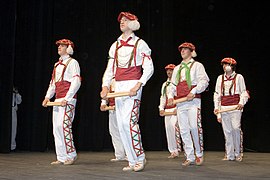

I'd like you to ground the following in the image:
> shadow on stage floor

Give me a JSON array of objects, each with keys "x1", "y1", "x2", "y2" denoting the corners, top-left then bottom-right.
[{"x1": 0, "y1": 151, "x2": 269, "y2": 180}]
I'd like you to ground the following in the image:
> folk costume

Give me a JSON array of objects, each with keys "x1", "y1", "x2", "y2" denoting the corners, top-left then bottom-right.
[
  {"x1": 101, "y1": 78, "x2": 126, "y2": 161},
  {"x1": 168, "y1": 42, "x2": 209, "y2": 166},
  {"x1": 44, "y1": 39, "x2": 81, "y2": 165},
  {"x1": 214, "y1": 57, "x2": 249, "y2": 161},
  {"x1": 159, "y1": 64, "x2": 182, "y2": 158},
  {"x1": 102, "y1": 12, "x2": 154, "y2": 171}
]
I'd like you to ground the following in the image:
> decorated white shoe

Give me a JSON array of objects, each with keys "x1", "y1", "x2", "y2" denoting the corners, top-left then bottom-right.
[
  {"x1": 236, "y1": 156, "x2": 243, "y2": 162},
  {"x1": 64, "y1": 156, "x2": 77, "y2": 165},
  {"x1": 222, "y1": 157, "x2": 229, "y2": 161},
  {"x1": 168, "y1": 152, "x2": 179, "y2": 159},
  {"x1": 122, "y1": 165, "x2": 134, "y2": 171},
  {"x1": 195, "y1": 156, "x2": 204, "y2": 166},
  {"x1": 134, "y1": 159, "x2": 147, "y2": 172},
  {"x1": 134, "y1": 163, "x2": 144, "y2": 172},
  {"x1": 50, "y1": 160, "x2": 63, "y2": 165},
  {"x1": 182, "y1": 160, "x2": 195, "y2": 166}
]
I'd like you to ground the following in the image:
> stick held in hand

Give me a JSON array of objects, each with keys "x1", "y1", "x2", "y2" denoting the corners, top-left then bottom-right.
[
  {"x1": 163, "y1": 111, "x2": 177, "y2": 116},
  {"x1": 106, "y1": 92, "x2": 130, "y2": 98},
  {"x1": 46, "y1": 102, "x2": 62, "y2": 106},
  {"x1": 217, "y1": 107, "x2": 238, "y2": 113},
  {"x1": 104, "y1": 106, "x2": 115, "y2": 111}
]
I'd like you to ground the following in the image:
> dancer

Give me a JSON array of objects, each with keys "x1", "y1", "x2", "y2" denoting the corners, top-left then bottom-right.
[
  {"x1": 213, "y1": 57, "x2": 249, "y2": 162},
  {"x1": 167, "y1": 42, "x2": 209, "y2": 166},
  {"x1": 100, "y1": 78, "x2": 126, "y2": 162},
  {"x1": 100, "y1": 12, "x2": 154, "y2": 172},
  {"x1": 42, "y1": 38, "x2": 81, "y2": 165},
  {"x1": 159, "y1": 64, "x2": 182, "y2": 158}
]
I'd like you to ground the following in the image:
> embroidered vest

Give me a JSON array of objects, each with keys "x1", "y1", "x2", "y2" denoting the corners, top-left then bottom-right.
[
  {"x1": 220, "y1": 74, "x2": 239, "y2": 106},
  {"x1": 175, "y1": 61, "x2": 201, "y2": 99},
  {"x1": 113, "y1": 38, "x2": 142, "y2": 81},
  {"x1": 53, "y1": 59, "x2": 77, "y2": 99}
]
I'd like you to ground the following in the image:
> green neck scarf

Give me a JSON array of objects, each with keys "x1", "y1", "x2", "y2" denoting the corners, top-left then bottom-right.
[
  {"x1": 176, "y1": 61, "x2": 192, "y2": 89},
  {"x1": 162, "y1": 81, "x2": 171, "y2": 97}
]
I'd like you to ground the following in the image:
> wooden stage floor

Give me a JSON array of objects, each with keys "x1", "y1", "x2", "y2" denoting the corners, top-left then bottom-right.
[{"x1": 0, "y1": 151, "x2": 269, "y2": 180}]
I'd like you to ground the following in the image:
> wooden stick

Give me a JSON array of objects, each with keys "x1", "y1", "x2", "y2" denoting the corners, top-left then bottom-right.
[
  {"x1": 104, "y1": 106, "x2": 115, "y2": 111},
  {"x1": 163, "y1": 111, "x2": 177, "y2": 116},
  {"x1": 46, "y1": 102, "x2": 62, "y2": 106},
  {"x1": 106, "y1": 92, "x2": 130, "y2": 98},
  {"x1": 173, "y1": 97, "x2": 188, "y2": 105},
  {"x1": 217, "y1": 107, "x2": 238, "y2": 113}
]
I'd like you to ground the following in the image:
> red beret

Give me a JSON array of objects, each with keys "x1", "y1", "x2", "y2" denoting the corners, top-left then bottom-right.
[
  {"x1": 178, "y1": 42, "x2": 196, "y2": 51},
  {"x1": 117, "y1": 12, "x2": 138, "y2": 22},
  {"x1": 221, "y1": 57, "x2": 237, "y2": 65},
  {"x1": 165, "y1": 64, "x2": 176, "y2": 70},
  {"x1": 56, "y1": 39, "x2": 74, "y2": 48}
]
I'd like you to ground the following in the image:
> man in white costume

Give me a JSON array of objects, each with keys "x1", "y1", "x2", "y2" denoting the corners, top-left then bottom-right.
[
  {"x1": 42, "y1": 39, "x2": 81, "y2": 165},
  {"x1": 100, "y1": 78, "x2": 126, "y2": 162},
  {"x1": 11, "y1": 86, "x2": 22, "y2": 151},
  {"x1": 213, "y1": 57, "x2": 249, "y2": 162},
  {"x1": 167, "y1": 42, "x2": 209, "y2": 166},
  {"x1": 100, "y1": 12, "x2": 154, "y2": 172},
  {"x1": 159, "y1": 64, "x2": 182, "y2": 159}
]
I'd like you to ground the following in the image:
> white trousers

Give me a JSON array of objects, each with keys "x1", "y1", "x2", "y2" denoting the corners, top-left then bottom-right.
[
  {"x1": 176, "y1": 99, "x2": 203, "y2": 161},
  {"x1": 109, "y1": 110, "x2": 125, "y2": 159},
  {"x1": 164, "y1": 108, "x2": 180, "y2": 154},
  {"x1": 52, "y1": 98, "x2": 77, "y2": 162},
  {"x1": 221, "y1": 110, "x2": 242, "y2": 160},
  {"x1": 115, "y1": 80, "x2": 145, "y2": 166},
  {"x1": 11, "y1": 107, "x2": 17, "y2": 150}
]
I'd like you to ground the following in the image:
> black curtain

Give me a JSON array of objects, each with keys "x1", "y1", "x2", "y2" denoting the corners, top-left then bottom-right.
[
  {"x1": 1, "y1": 0, "x2": 269, "y2": 153},
  {"x1": 0, "y1": 0, "x2": 16, "y2": 153}
]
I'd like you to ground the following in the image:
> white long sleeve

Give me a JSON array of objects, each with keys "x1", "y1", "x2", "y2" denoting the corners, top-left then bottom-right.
[
  {"x1": 102, "y1": 33, "x2": 154, "y2": 87},
  {"x1": 45, "y1": 57, "x2": 81, "y2": 101},
  {"x1": 137, "y1": 39, "x2": 154, "y2": 86},
  {"x1": 213, "y1": 73, "x2": 249, "y2": 109},
  {"x1": 158, "y1": 81, "x2": 167, "y2": 111},
  {"x1": 168, "y1": 59, "x2": 209, "y2": 99}
]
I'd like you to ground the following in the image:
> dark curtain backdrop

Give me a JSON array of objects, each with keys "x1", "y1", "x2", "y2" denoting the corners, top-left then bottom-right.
[
  {"x1": 1, "y1": 0, "x2": 269, "y2": 153},
  {"x1": 0, "y1": 0, "x2": 16, "y2": 153}
]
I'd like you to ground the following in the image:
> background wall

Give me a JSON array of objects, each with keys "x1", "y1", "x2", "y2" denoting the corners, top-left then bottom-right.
[{"x1": 1, "y1": 0, "x2": 269, "y2": 153}]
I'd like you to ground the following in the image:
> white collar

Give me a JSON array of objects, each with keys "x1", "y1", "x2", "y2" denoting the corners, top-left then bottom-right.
[{"x1": 60, "y1": 54, "x2": 70, "y2": 61}]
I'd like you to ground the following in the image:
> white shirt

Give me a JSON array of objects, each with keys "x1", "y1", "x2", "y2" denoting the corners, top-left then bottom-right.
[
  {"x1": 45, "y1": 54, "x2": 81, "y2": 101},
  {"x1": 102, "y1": 33, "x2": 154, "y2": 88},
  {"x1": 213, "y1": 72, "x2": 249, "y2": 109},
  {"x1": 101, "y1": 78, "x2": 116, "y2": 106},
  {"x1": 159, "y1": 79, "x2": 171, "y2": 111},
  {"x1": 168, "y1": 59, "x2": 209, "y2": 99}
]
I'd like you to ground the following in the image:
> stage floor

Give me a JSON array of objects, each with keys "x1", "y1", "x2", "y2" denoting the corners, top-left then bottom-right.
[{"x1": 0, "y1": 151, "x2": 269, "y2": 180}]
